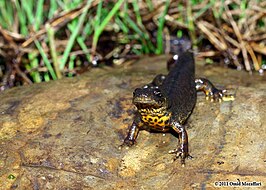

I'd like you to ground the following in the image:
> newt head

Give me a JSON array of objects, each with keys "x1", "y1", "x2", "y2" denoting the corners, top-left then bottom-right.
[{"x1": 132, "y1": 85, "x2": 167, "y2": 110}]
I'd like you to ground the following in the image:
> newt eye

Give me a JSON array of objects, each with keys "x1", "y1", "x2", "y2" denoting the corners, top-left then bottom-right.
[{"x1": 154, "y1": 89, "x2": 162, "y2": 97}]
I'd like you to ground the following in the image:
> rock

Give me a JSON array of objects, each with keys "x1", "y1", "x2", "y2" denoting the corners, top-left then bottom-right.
[{"x1": 0, "y1": 55, "x2": 265, "y2": 189}]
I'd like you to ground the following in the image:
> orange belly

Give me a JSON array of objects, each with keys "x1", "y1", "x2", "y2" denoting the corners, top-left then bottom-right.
[{"x1": 141, "y1": 113, "x2": 171, "y2": 131}]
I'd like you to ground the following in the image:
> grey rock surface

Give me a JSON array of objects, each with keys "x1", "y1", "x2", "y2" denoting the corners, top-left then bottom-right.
[{"x1": 0, "y1": 55, "x2": 265, "y2": 189}]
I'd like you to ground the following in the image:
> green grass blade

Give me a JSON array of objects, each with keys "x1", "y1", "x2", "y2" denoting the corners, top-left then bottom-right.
[
  {"x1": 132, "y1": 0, "x2": 155, "y2": 52},
  {"x1": 82, "y1": 21, "x2": 93, "y2": 37},
  {"x1": 145, "y1": 0, "x2": 154, "y2": 11},
  {"x1": 35, "y1": 0, "x2": 44, "y2": 31},
  {"x1": 120, "y1": 11, "x2": 155, "y2": 53},
  {"x1": 124, "y1": 15, "x2": 143, "y2": 37},
  {"x1": 194, "y1": 2, "x2": 212, "y2": 20},
  {"x1": 44, "y1": 72, "x2": 50, "y2": 82},
  {"x1": 48, "y1": 0, "x2": 58, "y2": 18},
  {"x1": 47, "y1": 24, "x2": 62, "y2": 79},
  {"x1": 0, "y1": 1, "x2": 12, "y2": 29},
  {"x1": 156, "y1": 0, "x2": 170, "y2": 54},
  {"x1": 60, "y1": 0, "x2": 92, "y2": 70},
  {"x1": 21, "y1": 0, "x2": 34, "y2": 25},
  {"x1": 77, "y1": 37, "x2": 90, "y2": 62},
  {"x1": 210, "y1": 0, "x2": 223, "y2": 19},
  {"x1": 240, "y1": 0, "x2": 247, "y2": 19},
  {"x1": 132, "y1": 0, "x2": 142, "y2": 27},
  {"x1": 68, "y1": 20, "x2": 91, "y2": 63},
  {"x1": 67, "y1": 19, "x2": 78, "y2": 32},
  {"x1": 123, "y1": 16, "x2": 147, "y2": 52},
  {"x1": 92, "y1": 0, "x2": 124, "y2": 51},
  {"x1": 57, "y1": 0, "x2": 65, "y2": 10},
  {"x1": 115, "y1": 16, "x2": 129, "y2": 34},
  {"x1": 187, "y1": 0, "x2": 196, "y2": 49},
  {"x1": 28, "y1": 52, "x2": 42, "y2": 83},
  {"x1": 34, "y1": 40, "x2": 57, "y2": 80},
  {"x1": 14, "y1": 0, "x2": 28, "y2": 35},
  {"x1": 68, "y1": 55, "x2": 76, "y2": 77},
  {"x1": 95, "y1": 0, "x2": 103, "y2": 30}
]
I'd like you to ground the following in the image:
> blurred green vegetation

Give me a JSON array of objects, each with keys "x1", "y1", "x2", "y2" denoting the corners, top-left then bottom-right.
[{"x1": 0, "y1": 0, "x2": 265, "y2": 89}]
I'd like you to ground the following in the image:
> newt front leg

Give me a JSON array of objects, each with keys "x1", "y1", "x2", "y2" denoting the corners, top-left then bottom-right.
[
  {"x1": 169, "y1": 121, "x2": 192, "y2": 166},
  {"x1": 120, "y1": 115, "x2": 143, "y2": 148}
]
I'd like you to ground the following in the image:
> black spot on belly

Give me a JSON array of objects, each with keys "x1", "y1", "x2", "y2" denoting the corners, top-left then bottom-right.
[
  {"x1": 158, "y1": 120, "x2": 163, "y2": 124},
  {"x1": 154, "y1": 118, "x2": 158, "y2": 122},
  {"x1": 164, "y1": 119, "x2": 169, "y2": 124},
  {"x1": 148, "y1": 118, "x2": 153, "y2": 121},
  {"x1": 155, "y1": 124, "x2": 162, "y2": 128}
]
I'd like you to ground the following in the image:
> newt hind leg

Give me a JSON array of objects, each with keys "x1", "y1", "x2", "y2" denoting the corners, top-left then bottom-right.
[{"x1": 195, "y1": 78, "x2": 235, "y2": 102}]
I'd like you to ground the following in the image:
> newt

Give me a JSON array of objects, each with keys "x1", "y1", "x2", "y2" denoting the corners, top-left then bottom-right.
[{"x1": 120, "y1": 51, "x2": 234, "y2": 166}]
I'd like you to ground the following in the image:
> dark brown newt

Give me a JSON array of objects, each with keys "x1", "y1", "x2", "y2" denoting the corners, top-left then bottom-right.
[{"x1": 120, "y1": 51, "x2": 234, "y2": 166}]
